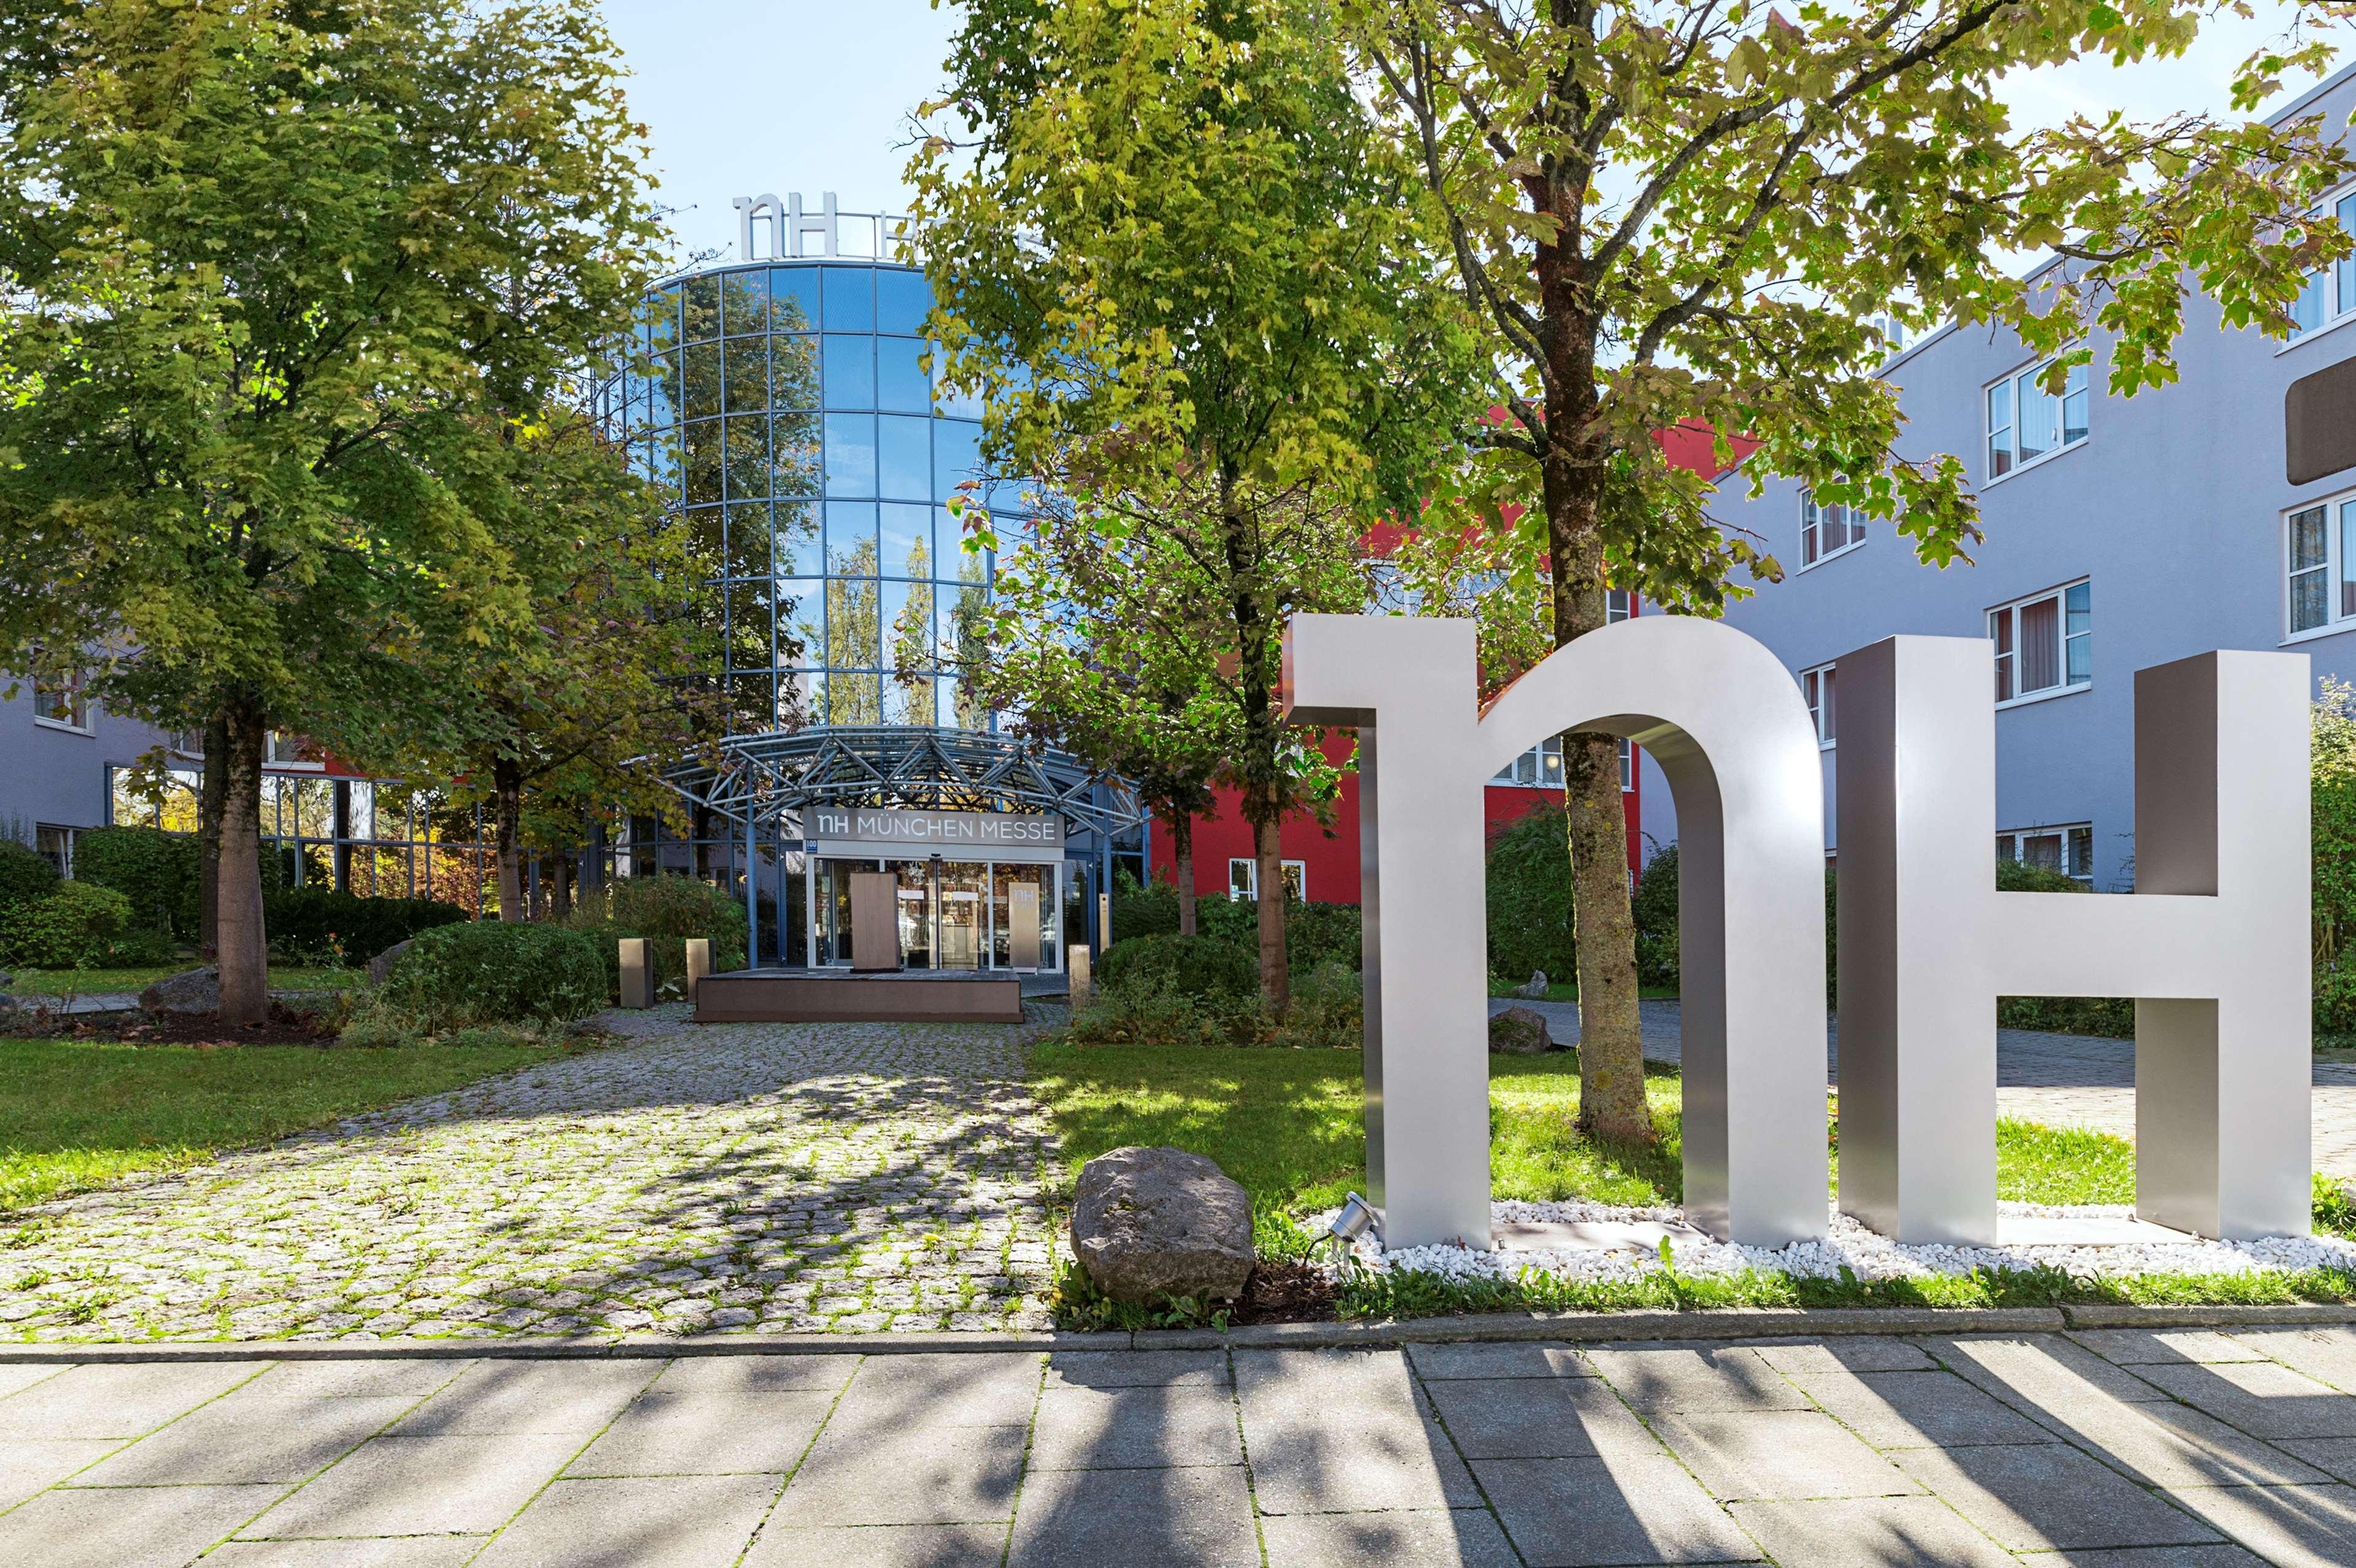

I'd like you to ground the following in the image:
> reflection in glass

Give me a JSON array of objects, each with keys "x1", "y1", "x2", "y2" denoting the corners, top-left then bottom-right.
[
  {"x1": 880, "y1": 504, "x2": 931, "y2": 579},
  {"x1": 723, "y1": 416, "x2": 768, "y2": 500},
  {"x1": 938, "y1": 861, "x2": 984, "y2": 967},
  {"x1": 721, "y1": 269, "x2": 767, "y2": 336},
  {"x1": 723, "y1": 338, "x2": 767, "y2": 414},
  {"x1": 824, "y1": 335, "x2": 875, "y2": 409},
  {"x1": 682, "y1": 342, "x2": 721, "y2": 420},
  {"x1": 827, "y1": 502, "x2": 878, "y2": 574},
  {"x1": 769, "y1": 331, "x2": 820, "y2": 412},
  {"x1": 895, "y1": 860, "x2": 934, "y2": 968},
  {"x1": 877, "y1": 338, "x2": 930, "y2": 412},
  {"x1": 767, "y1": 267, "x2": 819, "y2": 332},
  {"x1": 684, "y1": 275, "x2": 720, "y2": 341},
  {"x1": 773, "y1": 503, "x2": 822, "y2": 576},
  {"x1": 770, "y1": 410, "x2": 821, "y2": 497},
  {"x1": 885, "y1": 578, "x2": 933, "y2": 672},
  {"x1": 825, "y1": 412, "x2": 876, "y2": 496},
  {"x1": 725, "y1": 502, "x2": 771, "y2": 578},
  {"x1": 777, "y1": 579, "x2": 824, "y2": 663},
  {"x1": 684, "y1": 420, "x2": 721, "y2": 504},
  {"x1": 828, "y1": 670, "x2": 881, "y2": 724},
  {"x1": 879, "y1": 415, "x2": 931, "y2": 500},
  {"x1": 876, "y1": 268, "x2": 931, "y2": 336},
  {"x1": 933, "y1": 419, "x2": 983, "y2": 502},
  {"x1": 886, "y1": 671, "x2": 933, "y2": 727},
  {"x1": 822, "y1": 265, "x2": 875, "y2": 331},
  {"x1": 827, "y1": 569, "x2": 881, "y2": 671}
]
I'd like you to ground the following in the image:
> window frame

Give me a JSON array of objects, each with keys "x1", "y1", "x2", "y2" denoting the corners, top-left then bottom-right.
[
  {"x1": 2281, "y1": 488, "x2": 2356, "y2": 644},
  {"x1": 1227, "y1": 857, "x2": 1308, "y2": 901},
  {"x1": 1997, "y1": 823, "x2": 2095, "y2": 884},
  {"x1": 30, "y1": 668, "x2": 90, "y2": 733},
  {"x1": 2279, "y1": 183, "x2": 2356, "y2": 354},
  {"x1": 1982, "y1": 354, "x2": 2090, "y2": 484},
  {"x1": 1987, "y1": 578, "x2": 2091, "y2": 709},
  {"x1": 1800, "y1": 662, "x2": 1837, "y2": 749},
  {"x1": 1797, "y1": 487, "x2": 1864, "y2": 571}
]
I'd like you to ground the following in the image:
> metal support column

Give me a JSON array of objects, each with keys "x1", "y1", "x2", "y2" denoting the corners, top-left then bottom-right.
[{"x1": 742, "y1": 787, "x2": 759, "y2": 975}]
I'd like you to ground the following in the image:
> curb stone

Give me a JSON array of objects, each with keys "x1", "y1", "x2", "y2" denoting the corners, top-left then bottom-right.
[{"x1": 2060, "y1": 1302, "x2": 2356, "y2": 1329}]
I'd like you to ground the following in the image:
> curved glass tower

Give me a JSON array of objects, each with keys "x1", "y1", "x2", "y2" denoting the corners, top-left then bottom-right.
[{"x1": 599, "y1": 215, "x2": 1138, "y2": 974}]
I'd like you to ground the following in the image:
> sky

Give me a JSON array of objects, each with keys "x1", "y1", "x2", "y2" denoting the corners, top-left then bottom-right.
[{"x1": 598, "y1": 0, "x2": 2349, "y2": 268}]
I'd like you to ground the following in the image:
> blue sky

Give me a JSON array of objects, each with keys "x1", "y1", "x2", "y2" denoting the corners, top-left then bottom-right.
[{"x1": 599, "y1": 1, "x2": 2345, "y2": 268}]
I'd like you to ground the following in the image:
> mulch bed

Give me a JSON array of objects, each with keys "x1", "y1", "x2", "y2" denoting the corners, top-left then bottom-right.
[
  {"x1": 1227, "y1": 1258, "x2": 1339, "y2": 1324},
  {"x1": 2, "y1": 1002, "x2": 340, "y2": 1048}
]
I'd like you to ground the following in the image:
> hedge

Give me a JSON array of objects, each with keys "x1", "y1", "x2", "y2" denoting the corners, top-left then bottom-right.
[
  {"x1": 570, "y1": 875, "x2": 747, "y2": 1000},
  {"x1": 1, "y1": 881, "x2": 133, "y2": 968},
  {"x1": 1097, "y1": 933, "x2": 1259, "y2": 1003},
  {"x1": 379, "y1": 921, "x2": 608, "y2": 1030},
  {"x1": 1109, "y1": 876, "x2": 1362, "y2": 976},
  {"x1": 73, "y1": 825, "x2": 201, "y2": 938},
  {"x1": 0, "y1": 839, "x2": 58, "y2": 921},
  {"x1": 265, "y1": 887, "x2": 468, "y2": 964}
]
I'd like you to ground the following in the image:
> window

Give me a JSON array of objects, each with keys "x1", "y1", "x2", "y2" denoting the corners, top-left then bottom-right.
[
  {"x1": 2283, "y1": 492, "x2": 2356, "y2": 638},
  {"x1": 31, "y1": 668, "x2": 88, "y2": 731},
  {"x1": 1227, "y1": 858, "x2": 1307, "y2": 901},
  {"x1": 1998, "y1": 824, "x2": 2095, "y2": 883},
  {"x1": 34, "y1": 824, "x2": 77, "y2": 877},
  {"x1": 266, "y1": 732, "x2": 325, "y2": 770},
  {"x1": 1988, "y1": 580, "x2": 2090, "y2": 704},
  {"x1": 1984, "y1": 356, "x2": 2088, "y2": 479},
  {"x1": 1801, "y1": 663, "x2": 1837, "y2": 747},
  {"x1": 1799, "y1": 489, "x2": 1862, "y2": 568},
  {"x1": 2286, "y1": 190, "x2": 2356, "y2": 342},
  {"x1": 1607, "y1": 589, "x2": 1632, "y2": 623},
  {"x1": 1491, "y1": 734, "x2": 1637, "y2": 793}
]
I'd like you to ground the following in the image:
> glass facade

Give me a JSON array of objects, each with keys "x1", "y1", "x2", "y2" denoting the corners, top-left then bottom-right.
[{"x1": 596, "y1": 258, "x2": 1010, "y2": 735}]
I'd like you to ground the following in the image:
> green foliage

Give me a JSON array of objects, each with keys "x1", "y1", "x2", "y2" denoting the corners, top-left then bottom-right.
[
  {"x1": 1631, "y1": 845, "x2": 1680, "y2": 990},
  {"x1": 0, "y1": 882, "x2": 132, "y2": 968},
  {"x1": 2315, "y1": 680, "x2": 2356, "y2": 1037},
  {"x1": 335, "y1": 1000, "x2": 425, "y2": 1051},
  {"x1": 263, "y1": 889, "x2": 468, "y2": 965},
  {"x1": 570, "y1": 875, "x2": 749, "y2": 1000},
  {"x1": 1100, "y1": 934, "x2": 1259, "y2": 1005},
  {"x1": 1485, "y1": 804, "x2": 1577, "y2": 984},
  {"x1": 1113, "y1": 882, "x2": 1363, "y2": 975},
  {"x1": 379, "y1": 921, "x2": 608, "y2": 1030},
  {"x1": 69, "y1": 827, "x2": 200, "y2": 939},
  {"x1": 0, "y1": 840, "x2": 58, "y2": 921}
]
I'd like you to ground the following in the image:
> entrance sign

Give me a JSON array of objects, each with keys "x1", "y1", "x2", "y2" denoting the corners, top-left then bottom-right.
[
  {"x1": 1284, "y1": 612, "x2": 2314, "y2": 1253},
  {"x1": 809, "y1": 807, "x2": 1064, "y2": 850},
  {"x1": 1283, "y1": 613, "x2": 1833, "y2": 1249},
  {"x1": 1837, "y1": 638, "x2": 2310, "y2": 1242}
]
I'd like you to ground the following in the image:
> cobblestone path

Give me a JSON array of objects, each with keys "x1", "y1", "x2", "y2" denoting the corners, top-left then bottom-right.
[{"x1": 0, "y1": 1009, "x2": 1060, "y2": 1343}]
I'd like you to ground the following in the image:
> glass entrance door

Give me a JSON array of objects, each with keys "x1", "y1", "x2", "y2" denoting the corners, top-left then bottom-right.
[
  {"x1": 992, "y1": 863, "x2": 1058, "y2": 971},
  {"x1": 893, "y1": 860, "x2": 934, "y2": 969},
  {"x1": 938, "y1": 861, "x2": 985, "y2": 970},
  {"x1": 813, "y1": 859, "x2": 862, "y2": 966}
]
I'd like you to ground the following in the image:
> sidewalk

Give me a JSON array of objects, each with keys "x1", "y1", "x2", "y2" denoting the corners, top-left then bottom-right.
[{"x1": 11, "y1": 1327, "x2": 2356, "y2": 1564}]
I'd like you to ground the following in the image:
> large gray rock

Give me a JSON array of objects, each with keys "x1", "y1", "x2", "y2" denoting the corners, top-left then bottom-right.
[
  {"x1": 139, "y1": 967, "x2": 220, "y2": 1014},
  {"x1": 366, "y1": 939, "x2": 413, "y2": 986},
  {"x1": 1489, "y1": 1005, "x2": 1557, "y2": 1054},
  {"x1": 1512, "y1": 970, "x2": 1550, "y2": 999},
  {"x1": 1070, "y1": 1146, "x2": 1254, "y2": 1305}
]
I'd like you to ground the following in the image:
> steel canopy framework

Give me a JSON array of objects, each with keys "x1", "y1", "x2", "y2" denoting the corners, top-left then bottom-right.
[{"x1": 665, "y1": 725, "x2": 1145, "y2": 843}]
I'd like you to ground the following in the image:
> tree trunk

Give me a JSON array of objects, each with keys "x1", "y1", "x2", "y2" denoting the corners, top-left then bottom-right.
[
  {"x1": 494, "y1": 760, "x2": 524, "y2": 921},
  {"x1": 552, "y1": 851, "x2": 574, "y2": 921},
  {"x1": 1253, "y1": 809, "x2": 1288, "y2": 1012},
  {"x1": 215, "y1": 698, "x2": 269, "y2": 1026},
  {"x1": 1172, "y1": 810, "x2": 1198, "y2": 937},
  {"x1": 197, "y1": 709, "x2": 228, "y2": 960}
]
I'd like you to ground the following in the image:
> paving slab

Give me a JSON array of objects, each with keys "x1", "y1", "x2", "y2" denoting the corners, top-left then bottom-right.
[
  {"x1": 649, "y1": 1355, "x2": 865, "y2": 1394},
  {"x1": 2134, "y1": 1359, "x2": 2356, "y2": 1440},
  {"x1": 75, "y1": 1393, "x2": 414, "y2": 1485},
  {"x1": 1236, "y1": 1348, "x2": 1478, "y2": 1514},
  {"x1": 1005, "y1": 1462, "x2": 1258, "y2": 1567},
  {"x1": 471, "y1": 1472, "x2": 779, "y2": 1566},
  {"x1": 0, "y1": 1364, "x2": 63, "y2": 1400},
  {"x1": 0, "y1": 1359, "x2": 266, "y2": 1439},
  {"x1": 1753, "y1": 1337, "x2": 1935, "y2": 1375},
  {"x1": 1651, "y1": 1408, "x2": 1923, "y2": 1500},
  {"x1": 741, "y1": 1521, "x2": 1010, "y2": 1567},
  {"x1": 1891, "y1": 1443, "x2": 2224, "y2": 1551},
  {"x1": 0, "y1": 1437, "x2": 118, "y2": 1509},
  {"x1": 1043, "y1": 1350, "x2": 1228, "y2": 1388},
  {"x1": 1257, "y1": 1507, "x2": 1521, "y2": 1567},
  {"x1": 2162, "y1": 1480, "x2": 2356, "y2": 1567},
  {"x1": 1423, "y1": 1374, "x2": 1661, "y2": 1460},
  {"x1": 1726, "y1": 1495, "x2": 2017, "y2": 1566},
  {"x1": 238, "y1": 1431, "x2": 584, "y2": 1536},
  {"x1": 2233, "y1": 1326, "x2": 2356, "y2": 1392},
  {"x1": 1585, "y1": 1343, "x2": 1812, "y2": 1412},
  {"x1": 2021, "y1": 1548, "x2": 2266, "y2": 1566},
  {"x1": 236, "y1": 1359, "x2": 477, "y2": 1399},
  {"x1": 199, "y1": 1540, "x2": 485, "y2": 1567},
  {"x1": 384, "y1": 1358, "x2": 656, "y2": 1435},
  {"x1": 1923, "y1": 1335, "x2": 2175, "y2": 1408},
  {"x1": 771, "y1": 1421, "x2": 1027, "y2": 1526},
  {"x1": 2030, "y1": 1391, "x2": 2332, "y2": 1489},
  {"x1": 2069, "y1": 1330, "x2": 2272, "y2": 1367},
  {"x1": 1473, "y1": 1452, "x2": 1764, "y2": 1566},
  {"x1": 566, "y1": 1388, "x2": 837, "y2": 1475},
  {"x1": 1793, "y1": 1367, "x2": 2068, "y2": 1449},
  {"x1": 0, "y1": 1479, "x2": 283, "y2": 1568},
  {"x1": 1025, "y1": 1383, "x2": 1242, "y2": 1470},
  {"x1": 828, "y1": 1352, "x2": 1040, "y2": 1431},
  {"x1": 1407, "y1": 1340, "x2": 1594, "y2": 1380}
]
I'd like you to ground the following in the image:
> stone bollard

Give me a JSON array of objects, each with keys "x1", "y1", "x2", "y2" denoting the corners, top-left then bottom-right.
[
  {"x1": 619, "y1": 938, "x2": 652, "y2": 1010},
  {"x1": 1068, "y1": 944, "x2": 1092, "y2": 1006},
  {"x1": 684, "y1": 938, "x2": 711, "y2": 1005}
]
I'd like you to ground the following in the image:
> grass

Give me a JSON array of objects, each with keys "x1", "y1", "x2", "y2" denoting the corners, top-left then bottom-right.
[
  {"x1": 1030, "y1": 1039, "x2": 2356, "y2": 1323},
  {"x1": 6, "y1": 965, "x2": 364, "y2": 997},
  {"x1": 0, "y1": 1036, "x2": 589, "y2": 1213}
]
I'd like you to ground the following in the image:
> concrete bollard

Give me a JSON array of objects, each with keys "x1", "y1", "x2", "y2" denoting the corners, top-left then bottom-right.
[
  {"x1": 684, "y1": 938, "x2": 711, "y2": 1005},
  {"x1": 1069, "y1": 944, "x2": 1092, "y2": 1006},
  {"x1": 619, "y1": 937, "x2": 652, "y2": 1010}
]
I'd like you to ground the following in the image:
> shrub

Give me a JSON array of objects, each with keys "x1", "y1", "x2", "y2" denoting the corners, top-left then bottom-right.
[
  {"x1": 1099, "y1": 933, "x2": 1257, "y2": 1004},
  {"x1": 1110, "y1": 876, "x2": 1362, "y2": 976},
  {"x1": 337, "y1": 998, "x2": 425, "y2": 1049},
  {"x1": 1, "y1": 881, "x2": 133, "y2": 968},
  {"x1": 379, "y1": 920, "x2": 608, "y2": 1030},
  {"x1": 265, "y1": 887, "x2": 467, "y2": 965},
  {"x1": 1065, "y1": 983, "x2": 1248, "y2": 1048},
  {"x1": 1485, "y1": 803, "x2": 1575, "y2": 985},
  {"x1": 0, "y1": 839, "x2": 59, "y2": 921},
  {"x1": 72, "y1": 825, "x2": 201, "y2": 938},
  {"x1": 1631, "y1": 843, "x2": 1679, "y2": 989},
  {"x1": 1265, "y1": 960, "x2": 1362, "y2": 1049},
  {"x1": 569, "y1": 875, "x2": 748, "y2": 1000}
]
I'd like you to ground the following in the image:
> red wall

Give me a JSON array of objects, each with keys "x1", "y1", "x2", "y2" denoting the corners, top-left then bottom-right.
[{"x1": 1148, "y1": 733, "x2": 1642, "y2": 905}]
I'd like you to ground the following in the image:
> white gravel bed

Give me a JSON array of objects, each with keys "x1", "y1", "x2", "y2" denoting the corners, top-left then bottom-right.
[{"x1": 1327, "y1": 1198, "x2": 2356, "y2": 1285}]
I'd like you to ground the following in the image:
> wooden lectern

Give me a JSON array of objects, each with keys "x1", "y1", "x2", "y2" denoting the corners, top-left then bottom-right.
[{"x1": 849, "y1": 871, "x2": 900, "y2": 971}]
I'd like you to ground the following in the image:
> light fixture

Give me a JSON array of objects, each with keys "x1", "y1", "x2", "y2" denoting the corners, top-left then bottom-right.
[{"x1": 1327, "y1": 1192, "x2": 1378, "y2": 1245}]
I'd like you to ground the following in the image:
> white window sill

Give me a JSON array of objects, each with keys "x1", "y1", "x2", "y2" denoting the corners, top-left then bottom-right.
[
  {"x1": 2277, "y1": 311, "x2": 2356, "y2": 357},
  {"x1": 1982, "y1": 436, "x2": 2087, "y2": 490},
  {"x1": 1995, "y1": 681, "x2": 2090, "y2": 713},
  {"x1": 2281, "y1": 619, "x2": 2356, "y2": 647},
  {"x1": 265, "y1": 760, "x2": 328, "y2": 773},
  {"x1": 1795, "y1": 539, "x2": 1864, "y2": 574},
  {"x1": 33, "y1": 717, "x2": 92, "y2": 736}
]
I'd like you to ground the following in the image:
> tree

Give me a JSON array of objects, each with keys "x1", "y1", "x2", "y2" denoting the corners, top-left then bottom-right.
[
  {"x1": 914, "y1": 0, "x2": 1479, "y2": 1008},
  {"x1": 0, "y1": 0, "x2": 663, "y2": 1021},
  {"x1": 1343, "y1": 0, "x2": 2354, "y2": 1141}
]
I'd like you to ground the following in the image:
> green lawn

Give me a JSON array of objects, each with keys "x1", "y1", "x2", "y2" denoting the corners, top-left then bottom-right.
[
  {"x1": 0, "y1": 1037, "x2": 583, "y2": 1213},
  {"x1": 6, "y1": 965, "x2": 364, "y2": 997}
]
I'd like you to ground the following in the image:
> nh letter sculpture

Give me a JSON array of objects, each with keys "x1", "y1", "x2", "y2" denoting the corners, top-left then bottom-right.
[{"x1": 1281, "y1": 613, "x2": 2311, "y2": 1253}]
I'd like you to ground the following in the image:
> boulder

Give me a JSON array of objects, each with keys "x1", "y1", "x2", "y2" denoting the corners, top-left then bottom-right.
[
  {"x1": 138, "y1": 967, "x2": 220, "y2": 1014},
  {"x1": 1489, "y1": 1005, "x2": 1556, "y2": 1054},
  {"x1": 1513, "y1": 970, "x2": 1550, "y2": 999},
  {"x1": 1070, "y1": 1146, "x2": 1254, "y2": 1305},
  {"x1": 366, "y1": 939, "x2": 413, "y2": 986}
]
